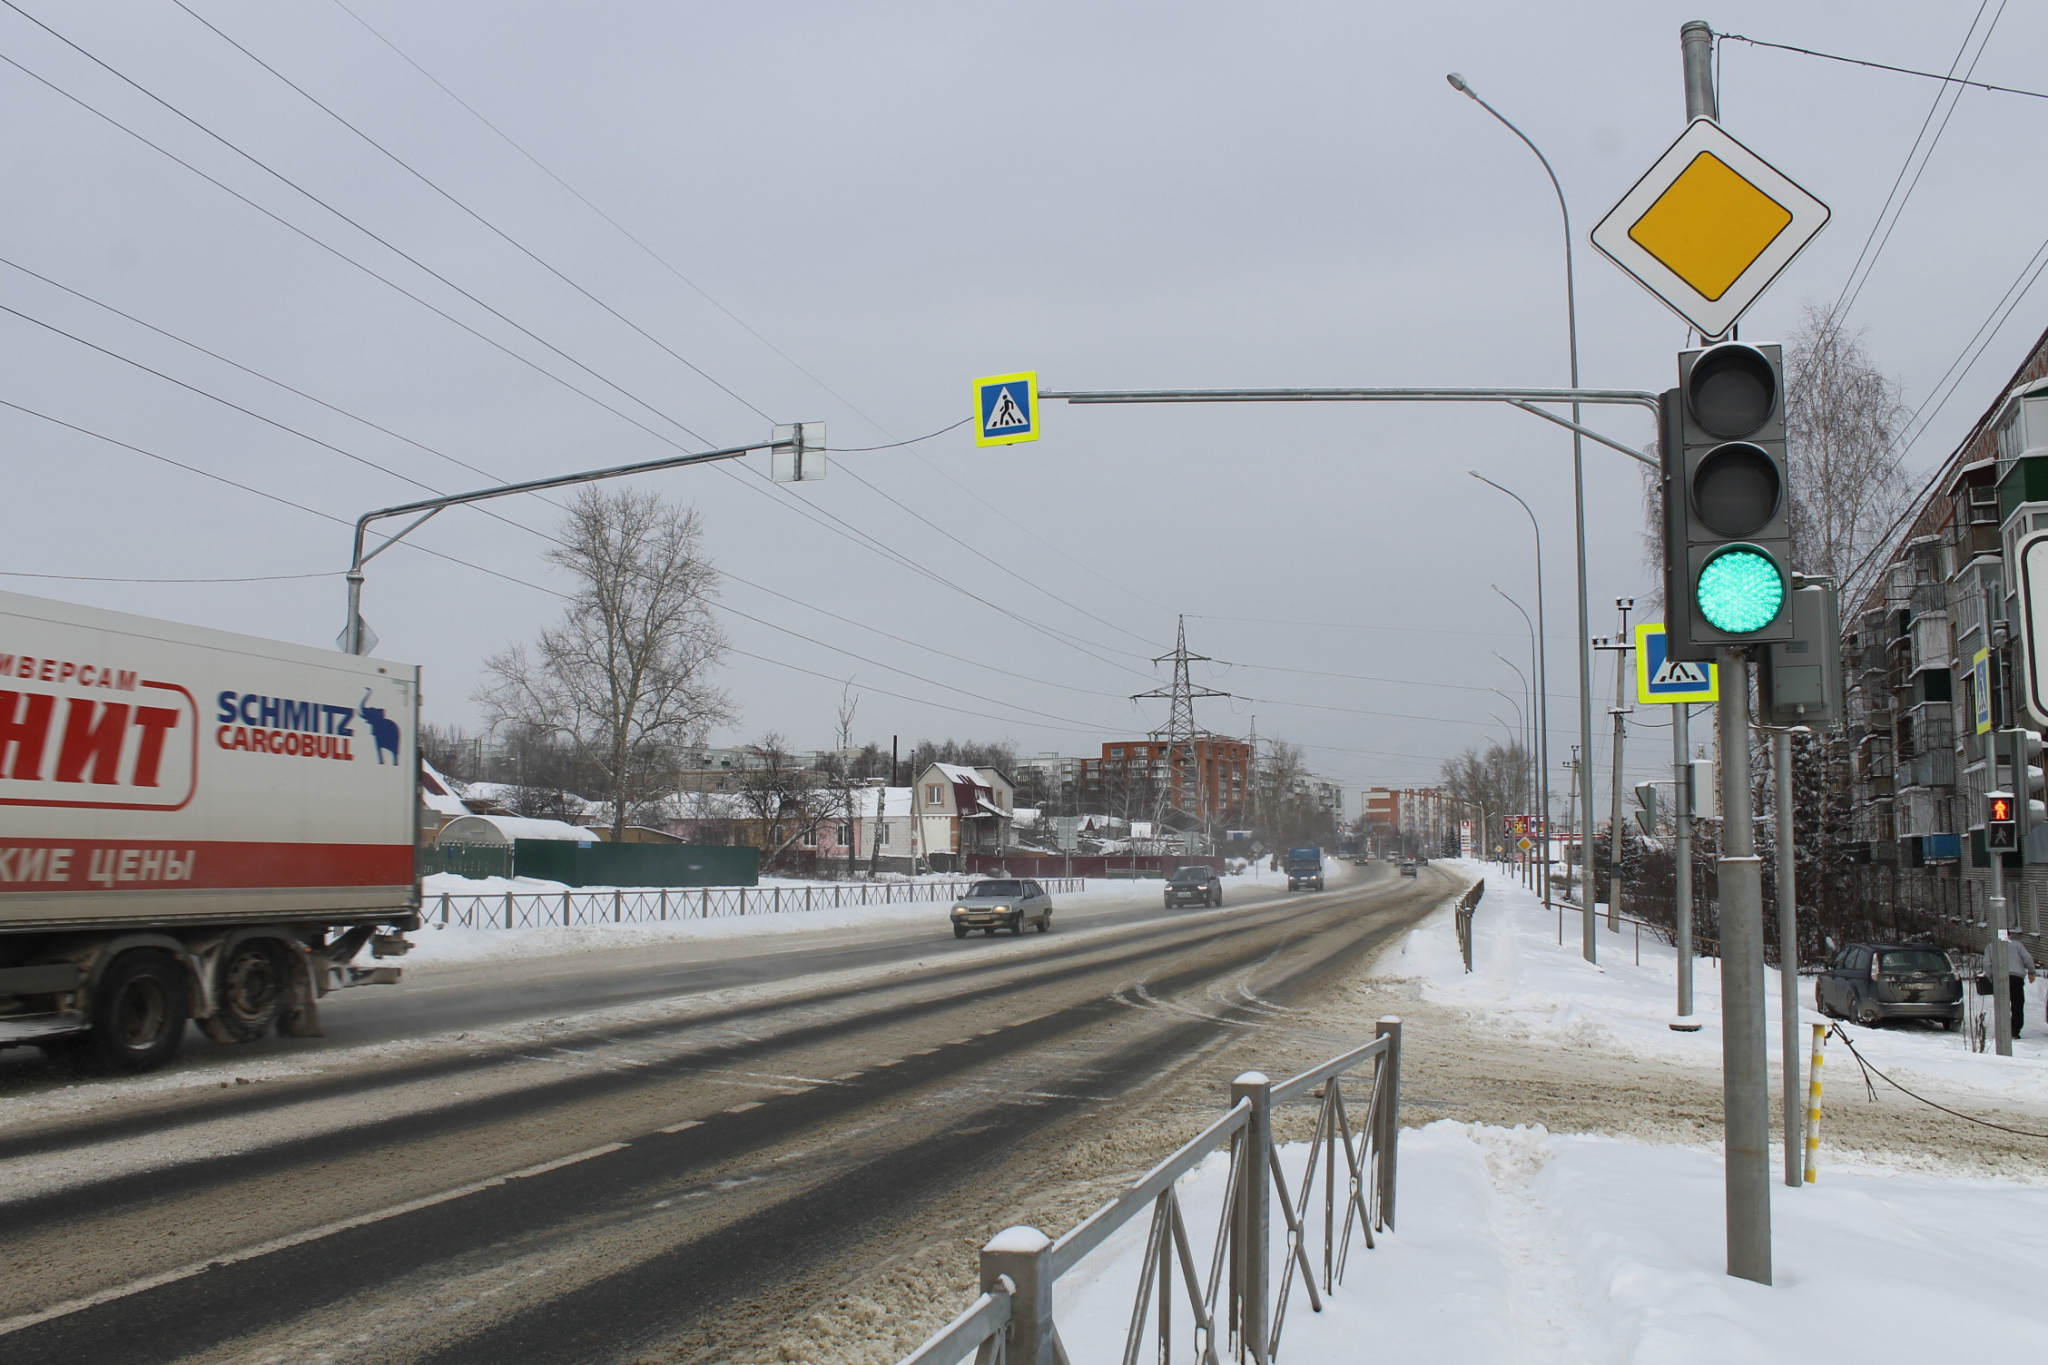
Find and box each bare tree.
[1784,300,1912,584]
[734,732,819,871]
[1439,741,1532,858]
[478,487,734,840]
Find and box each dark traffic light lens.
[1687,344,1777,437]
[1692,443,1780,536]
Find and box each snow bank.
[1392,860,2048,1107]
[1053,1124,2048,1363]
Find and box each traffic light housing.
[1987,791,2019,853]
[1760,582,1843,727]
[2014,729,2045,849]
[1661,343,1794,662]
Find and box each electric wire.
[1719,31,2048,102]
[0,35,1171,691]
[171,0,775,429]
[0,396,563,598]
[1834,3,2006,322]
[151,0,1175,670]
[2,7,1532,749]
[0,569,339,583]
[325,0,900,440]
[0,0,726,451]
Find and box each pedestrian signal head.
[1991,795,2014,822]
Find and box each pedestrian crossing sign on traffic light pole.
[974,372,1038,447]
[1636,622,1719,704]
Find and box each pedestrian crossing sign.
[1636,622,1718,704]
[974,372,1038,447]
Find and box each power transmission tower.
[1132,616,1233,833]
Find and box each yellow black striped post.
[1801,1023,1825,1184]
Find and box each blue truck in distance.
[1285,846,1325,892]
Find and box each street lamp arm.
[341,433,792,654]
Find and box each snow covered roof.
[437,815,599,845]
[668,790,751,820]
[419,760,469,818]
[459,782,600,815]
[929,762,986,787]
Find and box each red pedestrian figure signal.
[1988,791,2019,852]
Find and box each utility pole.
[1672,703,1697,1026]
[1594,599,1635,931]
[1772,724,1805,1185]
[1990,727,2015,1057]
[1563,747,1579,901]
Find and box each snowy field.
[1046,862,2048,1362]
[1393,860,2048,1108]
[1053,1123,2048,1363]
[401,867,1292,967]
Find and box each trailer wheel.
[200,939,289,1044]
[88,951,188,1074]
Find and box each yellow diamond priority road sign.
[1591,119,1828,338]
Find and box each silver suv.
[950,879,1054,937]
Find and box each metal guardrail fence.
[1453,880,1485,974]
[428,878,1088,930]
[900,1019,1404,1365]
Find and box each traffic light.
[1634,783,1659,836]
[1661,343,1794,661]
[2014,730,2045,848]
[1987,791,2019,853]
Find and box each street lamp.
[1492,651,1533,883]
[1449,72,1596,964]
[1482,555,1548,911]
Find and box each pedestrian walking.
[1986,935,2037,1040]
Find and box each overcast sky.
[4,0,2043,809]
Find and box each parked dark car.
[1816,942,1963,1029]
[1164,866,1223,908]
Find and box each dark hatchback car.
[1164,866,1223,908]
[1816,943,1963,1030]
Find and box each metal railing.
[427,878,1087,930]
[1454,880,1485,973]
[899,1020,1405,1365]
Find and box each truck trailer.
[0,590,420,1072]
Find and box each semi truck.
[0,590,420,1073]
[1284,845,1325,892]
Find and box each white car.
[949,879,1054,937]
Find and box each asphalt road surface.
[0,860,1462,1365]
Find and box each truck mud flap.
[277,946,324,1038]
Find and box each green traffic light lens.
[1696,546,1785,634]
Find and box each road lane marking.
[658,1119,704,1134]
[724,1101,763,1113]
[0,1141,631,1340]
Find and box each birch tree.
[1784,301,1912,584]
[479,487,734,840]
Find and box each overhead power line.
[1719,30,2048,101]
[170,0,775,428]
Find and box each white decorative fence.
[428,878,1088,930]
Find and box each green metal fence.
[509,839,760,888]
[419,843,514,881]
